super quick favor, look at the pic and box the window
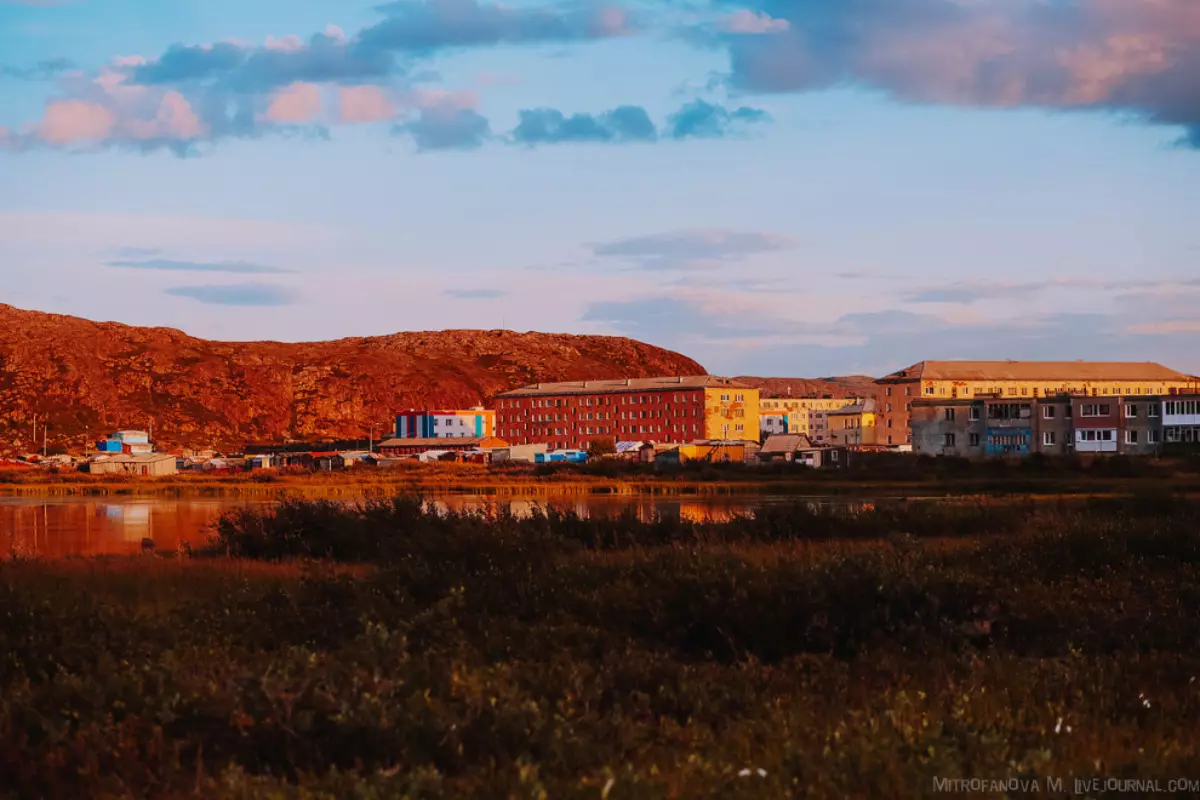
[925,386,935,396]
[905,387,911,397]
[968,407,981,421]
[1043,432,1056,446]
[720,394,730,402]
[944,408,956,421]
[1125,404,1139,418]
[1043,406,1056,419]
[886,387,893,397]
[1149,429,1162,444]
[969,433,981,447]
[886,403,893,413]
[943,433,956,446]
[1080,404,1111,418]
[1126,430,1139,445]
[831,450,839,461]
[1149,404,1160,418]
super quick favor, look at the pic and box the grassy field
[2,496,1199,797]
[5,453,1200,500]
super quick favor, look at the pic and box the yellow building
[827,400,878,447]
[759,397,860,441]
[875,361,1198,447]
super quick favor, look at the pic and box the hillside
[736,375,877,399]
[0,304,704,452]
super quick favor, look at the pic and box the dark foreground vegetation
[3,496,1200,797]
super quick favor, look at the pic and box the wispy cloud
[444,288,505,299]
[665,99,770,140]
[0,57,74,80]
[591,229,797,270]
[902,278,1182,305]
[164,282,297,306]
[108,258,294,274]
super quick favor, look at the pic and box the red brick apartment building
[494,376,760,451]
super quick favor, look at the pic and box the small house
[88,453,178,477]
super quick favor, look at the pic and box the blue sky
[2,0,1200,377]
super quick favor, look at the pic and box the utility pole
[43,423,47,458]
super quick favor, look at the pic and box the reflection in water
[0,494,878,558]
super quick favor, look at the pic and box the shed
[759,434,817,463]
[88,454,178,477]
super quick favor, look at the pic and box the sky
[2,0,1200,378]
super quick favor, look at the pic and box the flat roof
[880,360,1193,383]
[497,375,750,398]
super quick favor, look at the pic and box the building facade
[394,408,496,439]
[757,397,859,442]
[827,399,878,447]
[876,361,1196,448]
[911,394,1174,457]
[495,376,759,451]
[1163,397,1200,446]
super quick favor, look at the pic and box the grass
[2,496,1200,797]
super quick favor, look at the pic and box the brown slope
[735,375,877,399]
[0,304,705,452]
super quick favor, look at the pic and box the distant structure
[759,397,860,442]
[394,407,496,439]
[94,430,153,455]
[875,361,1198,448]
[495,376,759,451]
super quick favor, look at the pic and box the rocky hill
[0,304,705,452]
[735,375,877,399]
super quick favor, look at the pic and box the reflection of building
[496,376,760,451]
[394,408,496,439]
[876,361,1197,448]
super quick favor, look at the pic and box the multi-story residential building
[827,399,878,447]
[394,407,497,439]
[1163,396,1200,445]
[912,393,1171,457]
[876,361,1195,448]
[757,397,859,443]
[494,376,759,451]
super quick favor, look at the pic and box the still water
[0,495,838,558]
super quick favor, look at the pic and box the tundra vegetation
[2,495,1199,797]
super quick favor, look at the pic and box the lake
[0,494,880,557]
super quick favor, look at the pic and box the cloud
[511,105,656,145]
[107,258,294,274]
[718,10,789,36]
[583,294,1200,377]
[338,84,396,123]
[164,282,297,306]
[444,288,506,299]
[716,0,1200,144]
[665,98,769,139]
[901,277,1184,304]
[592,228,796,270]
[0,57,75,80]
[110,246,163,259]
[361,0,633,53]
[263,81,323,123]
[396,90,491,150]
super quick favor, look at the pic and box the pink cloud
[264,82,323,123]
[37,99,115,144]
[338,85,396,124]
[720,11,789,35]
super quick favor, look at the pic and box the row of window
[913,385,1174,398]
[1164,401,1200,416]
[501,393,709,410]
[942,429,1162,447]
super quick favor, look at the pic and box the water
[0,494,857,557]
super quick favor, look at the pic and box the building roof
[879,360,1192,383]
[759,434,816,455]
[496,375,751,398]
[828,398,878,415]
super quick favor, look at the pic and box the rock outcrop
[0,304,705,451]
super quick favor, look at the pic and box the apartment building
[876,361,1196,447]
[494,376,760,451]
[911,394,1170,457]
[394,407,496,439]
[827,399,878,447]
[757,397,859,443]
